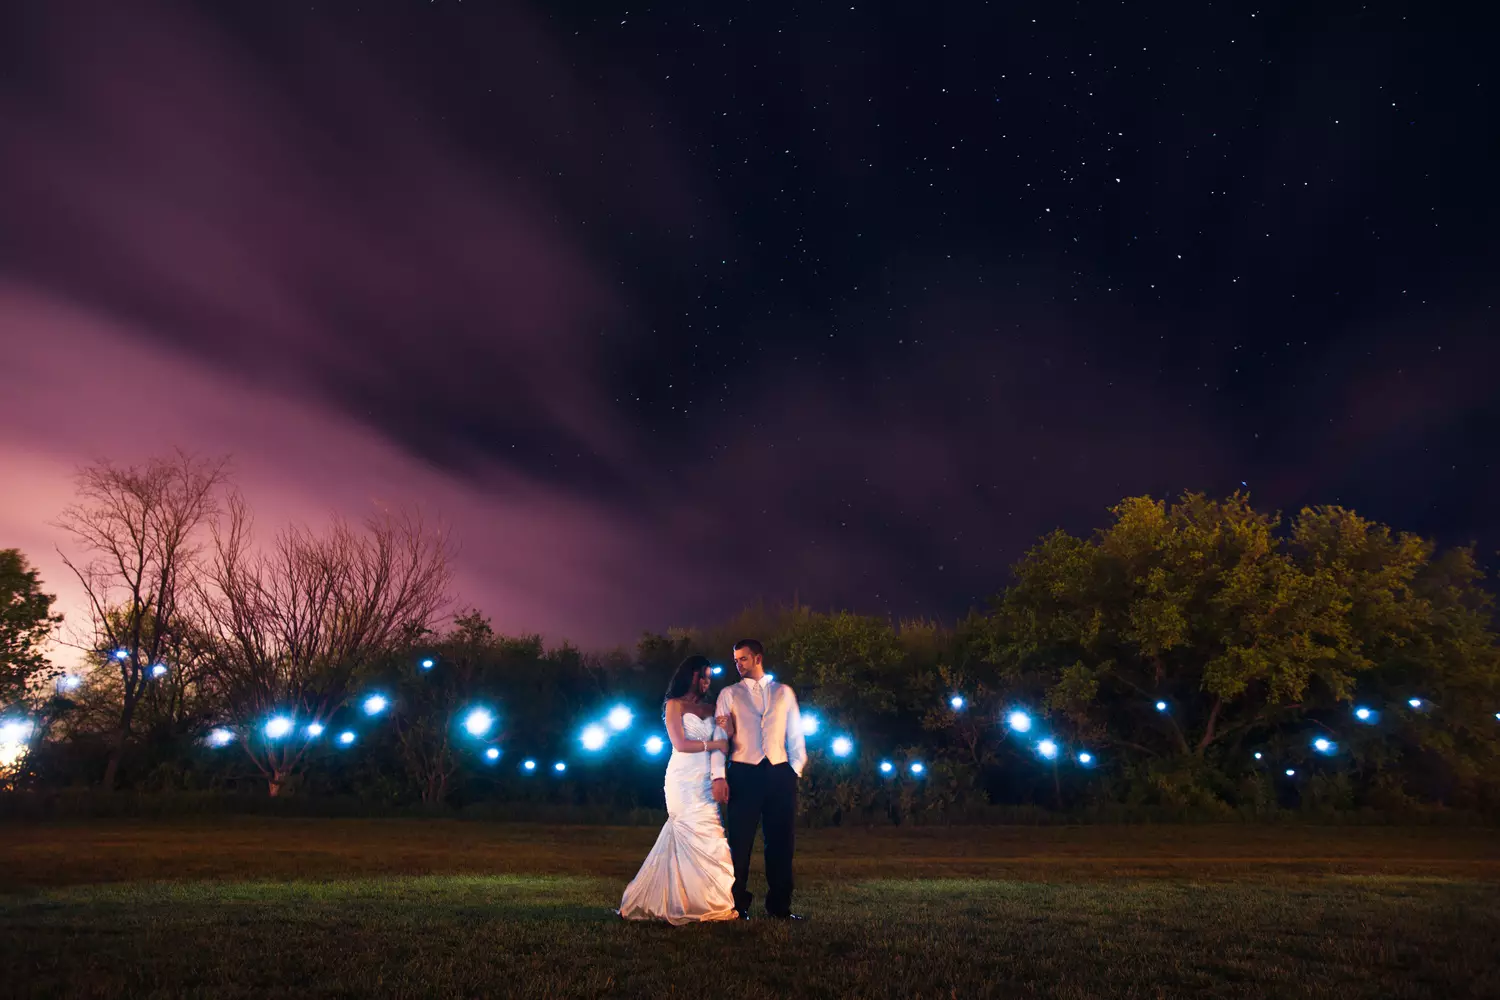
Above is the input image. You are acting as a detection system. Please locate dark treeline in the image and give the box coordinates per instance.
[3,455,1499,823]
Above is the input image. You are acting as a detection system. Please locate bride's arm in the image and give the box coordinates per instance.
[664,700,728,753]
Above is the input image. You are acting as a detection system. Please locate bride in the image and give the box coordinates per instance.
[619,655,739,924]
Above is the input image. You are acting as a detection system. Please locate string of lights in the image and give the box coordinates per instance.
[4,655,1495,781]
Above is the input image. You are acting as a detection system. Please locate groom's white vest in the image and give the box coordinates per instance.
[710,676,808,780]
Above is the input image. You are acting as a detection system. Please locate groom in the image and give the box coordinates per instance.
[710,638,808,920]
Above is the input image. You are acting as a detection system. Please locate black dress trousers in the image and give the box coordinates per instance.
[725,758,797,916]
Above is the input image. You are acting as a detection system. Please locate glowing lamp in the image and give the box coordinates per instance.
[607,705,634,732]
[1313,738,1336,754]
[522,759,537,772]
[463,708,495,738]
[553,761,567,773]
[879,761,894,774]
[57,674,83,693]
[485,747,501,761]
[113,649,129,661]
[1495,712,1500,722]
[710,665,723,676]
[338,731,356,746]
[306,722,325,738]
[801,713,821,736]
[206,727,234,748]
[150,664,168,678]
[1037,739,1059,760]
[950,695,966,711]
[580,724,608,751]
[909,761,925,775]
[1354,707,1374,722]
[363,694,389,716]
[1155,701,1168,712]
[831,736,854,758]
[1006,711,1033,733]
[264,716,294,740]
[644,736,665,756]
[421,658,435,670]
[1408,698,1423,709]
[1253,752,1263,760]
[764,674,775,683]
[1077,751,1094,766]
[1284,768,1296,777]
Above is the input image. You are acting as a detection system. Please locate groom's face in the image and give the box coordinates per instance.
[733,647,762,678]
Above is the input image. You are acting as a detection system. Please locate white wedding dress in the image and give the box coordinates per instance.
[619,712,737,924]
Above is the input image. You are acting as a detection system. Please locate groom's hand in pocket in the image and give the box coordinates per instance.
[712,778,730,803]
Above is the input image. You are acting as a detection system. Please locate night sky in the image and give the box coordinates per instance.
[1,1,1495,650]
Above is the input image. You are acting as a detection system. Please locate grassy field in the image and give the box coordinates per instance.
[1,819,1497,998]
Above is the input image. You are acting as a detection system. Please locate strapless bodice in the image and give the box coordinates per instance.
[680,712,716,741]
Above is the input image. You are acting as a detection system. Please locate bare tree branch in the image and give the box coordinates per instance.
[53,451,229,789]
[199,499,451,795]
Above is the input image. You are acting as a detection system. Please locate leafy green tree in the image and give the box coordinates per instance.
[984,492,1500,810]
[0,549,63,710]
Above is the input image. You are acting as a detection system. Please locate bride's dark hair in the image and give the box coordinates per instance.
[663,655,712,718]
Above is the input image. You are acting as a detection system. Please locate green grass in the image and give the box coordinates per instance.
[2,820,1497,998]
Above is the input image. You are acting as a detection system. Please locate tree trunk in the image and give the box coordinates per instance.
[101,719,131,791]
[1196,697,1223,755]
[268,777,283,797]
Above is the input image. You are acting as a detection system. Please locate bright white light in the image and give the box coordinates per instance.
[306,723,325,738]
[206,728,234,748]
[801,713,821,736]
[1006,711,1033,733]
[463,708,495,738]
[113,649,129,661]
[0,719,36,743]
[523,759,537,771]
[150,663,168,678]
[950,695,965,711]
[580,724,608,751]
[421,658,435,670]
[57,674,83,693]
[485,747,501,761]
[909,761,925,775]
[1408,697,1423,709]
[1354,707,1372,721]
[363,694,389,716]
[338,731,356,746]
[264,716,294,739]
[1254,752,1263,760]
[0,718,32,770]
[1077,751,1093,765]
[1313,738,1336,754]
[1495,712,1500,722]
[1037,739,1059,760]
[831,736,854,758]
[554,761,567,773]
[1285,768,1296,777]
[879,761,894,774]
[710,665,723,676]
[1155,701,1168,712]
[764,674,775,683]
[644,736,665,756]
[607,705,634,732]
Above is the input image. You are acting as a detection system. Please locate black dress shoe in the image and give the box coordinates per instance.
[766,912,805,920]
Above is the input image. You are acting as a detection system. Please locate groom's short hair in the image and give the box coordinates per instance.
[733,638,764,659]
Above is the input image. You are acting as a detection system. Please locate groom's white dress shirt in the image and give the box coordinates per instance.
[710,675,808,780]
